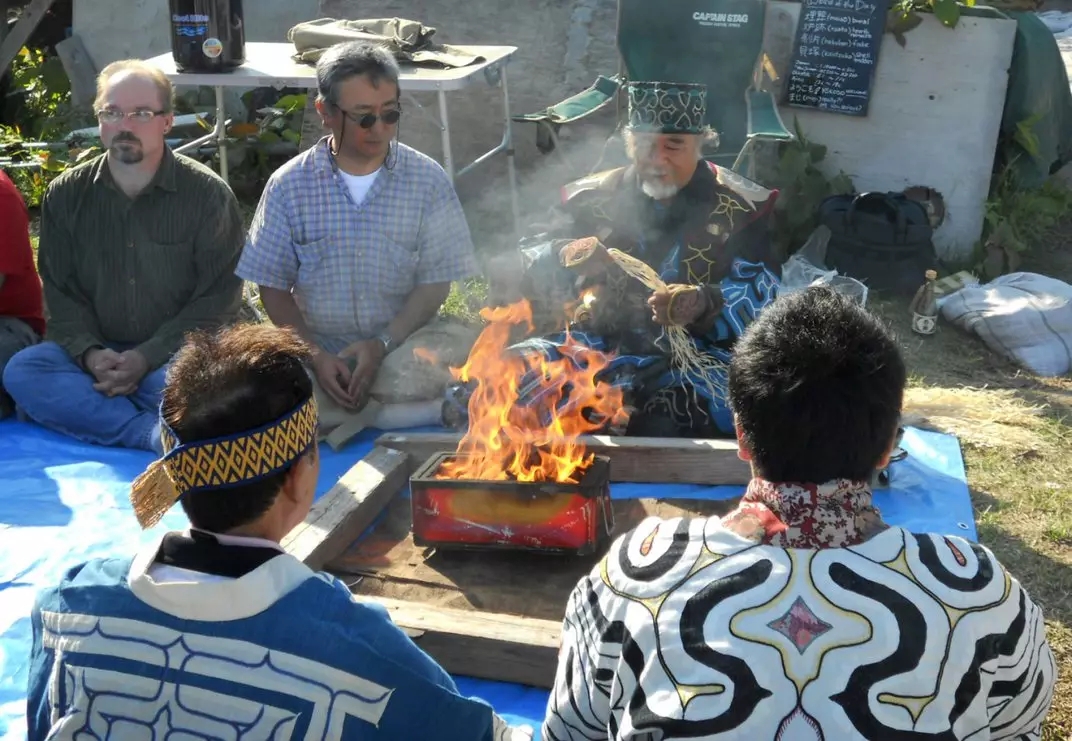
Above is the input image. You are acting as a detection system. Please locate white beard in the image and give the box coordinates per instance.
[639,178,681,200]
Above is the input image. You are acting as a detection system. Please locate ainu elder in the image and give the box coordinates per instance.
[25,323,531,741]
[490,80,780,438]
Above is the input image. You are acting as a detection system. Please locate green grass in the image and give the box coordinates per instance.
[438,278,488,326]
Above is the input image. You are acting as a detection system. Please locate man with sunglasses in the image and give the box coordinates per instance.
[3,60,244,452]
[238,42,479,439]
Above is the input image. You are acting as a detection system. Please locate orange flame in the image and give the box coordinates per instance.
[437,300,627,483]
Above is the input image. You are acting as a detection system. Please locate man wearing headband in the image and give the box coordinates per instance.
[490,81,779,439]
[25,324,531,740]
[238,41,479,445]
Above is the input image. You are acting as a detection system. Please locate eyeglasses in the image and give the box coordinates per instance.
[339,107,402,129]
[95,108,169,124]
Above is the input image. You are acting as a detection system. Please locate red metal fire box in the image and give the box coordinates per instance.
[410,453,614,556]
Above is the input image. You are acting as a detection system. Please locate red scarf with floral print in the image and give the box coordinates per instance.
[720,478,888,548]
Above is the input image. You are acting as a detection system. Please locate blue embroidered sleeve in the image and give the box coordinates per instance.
[705,257,780,344]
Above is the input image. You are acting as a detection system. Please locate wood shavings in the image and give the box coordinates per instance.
[605,247,728,402]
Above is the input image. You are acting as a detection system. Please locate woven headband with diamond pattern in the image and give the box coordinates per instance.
[130,396,319,529]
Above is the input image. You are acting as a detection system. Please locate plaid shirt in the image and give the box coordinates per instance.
[237,139,477,353]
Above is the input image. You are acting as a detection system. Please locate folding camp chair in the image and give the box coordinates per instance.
[515,0,793,177]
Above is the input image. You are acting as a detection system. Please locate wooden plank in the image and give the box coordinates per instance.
[282,446,410,570]
[355,595,561,689]
[55,34,97,107]
[0,0,55,76]
[330,496,738,622]
[376,431,751,485]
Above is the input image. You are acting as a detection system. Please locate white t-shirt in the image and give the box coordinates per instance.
[339,168,381,206]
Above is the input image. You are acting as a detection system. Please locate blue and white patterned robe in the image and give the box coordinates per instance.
[26,533,527,740]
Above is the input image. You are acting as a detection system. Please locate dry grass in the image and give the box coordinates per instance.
[869,242,1072,740]
[903,385,1054,451]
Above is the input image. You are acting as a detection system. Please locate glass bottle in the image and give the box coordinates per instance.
[909,269,939,336]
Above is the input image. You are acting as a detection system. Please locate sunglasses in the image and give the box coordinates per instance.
[339,107,402,129]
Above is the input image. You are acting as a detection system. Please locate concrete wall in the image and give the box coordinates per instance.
[764,1,1017,261]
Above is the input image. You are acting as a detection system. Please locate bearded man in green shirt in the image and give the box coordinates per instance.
[2,60,243,451]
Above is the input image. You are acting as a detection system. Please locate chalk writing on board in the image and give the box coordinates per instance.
[785,0,888,116]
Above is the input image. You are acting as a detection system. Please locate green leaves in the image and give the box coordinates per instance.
[886,8,923,46]
[275,94,308,114]
[778,145,808,182]
[40,56,71,97]
[830,172,855,194]
[932,0,961,27]
[9,46,85,140]
[974,166,1072,280]
[1013,113,1044,160]
[890,0,975,31]
[0,47,92,205]
[770,116,857,255]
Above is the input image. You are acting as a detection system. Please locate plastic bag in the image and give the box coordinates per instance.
[780,225,869,306]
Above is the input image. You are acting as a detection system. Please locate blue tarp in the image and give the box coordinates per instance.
[0,418,974,738]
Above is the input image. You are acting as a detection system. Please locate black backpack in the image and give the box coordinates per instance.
[819,192,939,294]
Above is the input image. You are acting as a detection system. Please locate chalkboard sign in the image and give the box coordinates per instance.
[784,0,888,116]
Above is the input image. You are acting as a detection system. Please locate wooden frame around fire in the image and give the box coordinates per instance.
[280,431,750,689]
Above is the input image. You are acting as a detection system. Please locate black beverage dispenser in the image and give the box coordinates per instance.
[168,0,246,72]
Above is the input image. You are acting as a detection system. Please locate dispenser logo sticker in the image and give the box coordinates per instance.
[202,38,223,58]
[173,13,208,37]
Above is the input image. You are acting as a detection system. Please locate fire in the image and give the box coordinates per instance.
[437,300,627,484]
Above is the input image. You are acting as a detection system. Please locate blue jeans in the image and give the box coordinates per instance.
[2,342,167,451]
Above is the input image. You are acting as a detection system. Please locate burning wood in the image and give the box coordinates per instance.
[436,300,628,484]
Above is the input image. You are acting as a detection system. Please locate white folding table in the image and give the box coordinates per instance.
[145,41,520,230]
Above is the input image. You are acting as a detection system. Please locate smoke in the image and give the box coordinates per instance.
[464,116,629,304]
[380,62,626,303]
